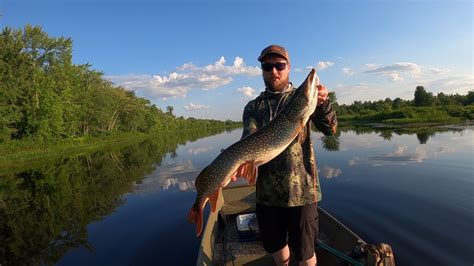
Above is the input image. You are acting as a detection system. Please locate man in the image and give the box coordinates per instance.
[241,45,337,266]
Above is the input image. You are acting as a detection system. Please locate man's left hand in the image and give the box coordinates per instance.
[316,85,329,106]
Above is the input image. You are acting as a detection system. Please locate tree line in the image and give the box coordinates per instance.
[329,86,474,124]
[0,25,238,143]
[331,86,474,116]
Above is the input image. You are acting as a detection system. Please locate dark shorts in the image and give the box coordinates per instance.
[256,202,319,262]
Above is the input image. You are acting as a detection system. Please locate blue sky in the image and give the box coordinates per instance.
[2,0,472,120]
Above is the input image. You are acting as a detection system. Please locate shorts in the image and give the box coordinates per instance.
[256,202,319,262]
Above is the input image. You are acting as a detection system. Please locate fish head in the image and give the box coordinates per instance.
[285,68,320,121]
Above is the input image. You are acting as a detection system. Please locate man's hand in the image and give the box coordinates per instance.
[316,84,329,106]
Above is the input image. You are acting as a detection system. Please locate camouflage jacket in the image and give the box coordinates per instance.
[241,83,337,207]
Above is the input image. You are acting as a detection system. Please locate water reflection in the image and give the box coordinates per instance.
[370,145,427,163]
[320,165,343,179]
[336,125,466,145]
[346,143,458,167]
[1,125,473,265]
[134,160,198,194]
[187,146,213,155]
[321,135,340,151]
[0,127,230,265]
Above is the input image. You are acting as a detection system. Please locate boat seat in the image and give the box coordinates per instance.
[220,198,256,216]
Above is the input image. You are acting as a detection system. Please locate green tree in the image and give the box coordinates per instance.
[166,106,174,116]
[414,86,433,107]
[0,25,241,142]
[464,91,474,105]
[392,98,404,109]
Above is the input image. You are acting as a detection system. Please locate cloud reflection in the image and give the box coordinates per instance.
[134,160,199,194]
[320,165,343,179]
[348,144,456,167]
[370,145,427,163]
[187,146,213,155]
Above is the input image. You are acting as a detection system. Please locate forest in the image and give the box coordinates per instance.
[1,25,472,146]
[0,25,239,144]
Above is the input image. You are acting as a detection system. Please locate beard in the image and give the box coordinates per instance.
[264,75,289,92]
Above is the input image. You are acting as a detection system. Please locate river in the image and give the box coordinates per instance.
[0,126,473,265]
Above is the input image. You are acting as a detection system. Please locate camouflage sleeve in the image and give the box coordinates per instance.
[311,98,337,135]
[241,101,258,139]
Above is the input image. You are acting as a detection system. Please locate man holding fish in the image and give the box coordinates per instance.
[241,45,337,266]
[188,45,337,266]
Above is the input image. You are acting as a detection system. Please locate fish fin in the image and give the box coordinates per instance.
[297,121,307,144]
[208,189,220,213]
[230,172,238,182]
[236,161,258,185]
[187,203,204,237]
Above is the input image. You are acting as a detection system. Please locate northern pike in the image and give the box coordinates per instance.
[188,69,320,237]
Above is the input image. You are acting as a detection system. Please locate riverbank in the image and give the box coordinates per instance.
[0,133,151,169]
[2,120,471,169]
[337,105,474,126]
[0,126,238,170]
[338,120,472,129]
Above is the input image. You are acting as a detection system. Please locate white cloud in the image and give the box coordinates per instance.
[426,76,474,94]
[203,56,261,76]
[365,63,378,70]
[307,61,335,71]
[237,86,257,98]
[430,67,451,75]
[316,61,335,71]
[107,56,260,100]
[364,62,421,82]
[177,62,199,71]
[388,72,403,82]
[184,102,210,110]
[342,67,354,76]
[333,83,384,104]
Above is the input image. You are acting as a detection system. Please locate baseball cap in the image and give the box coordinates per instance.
[257,45,290,64]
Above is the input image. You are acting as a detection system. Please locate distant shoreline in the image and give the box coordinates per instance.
[0,126,238,170]
[338,120,472,129]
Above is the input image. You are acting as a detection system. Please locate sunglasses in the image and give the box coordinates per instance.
[261,62,287,72]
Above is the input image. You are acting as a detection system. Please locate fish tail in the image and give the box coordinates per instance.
[188,188,221,237]
[208,189,220,213]
[187,203,204,237]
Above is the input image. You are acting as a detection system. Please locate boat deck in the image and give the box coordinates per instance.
[213,187,272,265]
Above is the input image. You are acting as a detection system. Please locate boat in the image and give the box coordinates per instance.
[196,184,395,266]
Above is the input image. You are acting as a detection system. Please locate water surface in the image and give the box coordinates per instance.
[1,126,473,265]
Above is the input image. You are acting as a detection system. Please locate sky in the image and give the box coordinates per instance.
[1,0,473,121]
